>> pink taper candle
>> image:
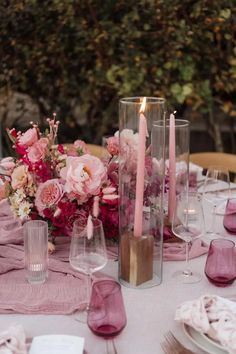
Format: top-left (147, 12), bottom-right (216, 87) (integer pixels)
top-left (134, 98), bottom-right (148, 237)
top-left (168, 113), bottom-right (176, 222)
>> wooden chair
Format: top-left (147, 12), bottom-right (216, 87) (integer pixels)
top-left (190, 152), bottom-right (236, 175)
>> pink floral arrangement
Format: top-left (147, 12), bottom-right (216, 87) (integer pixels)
top-left (0, 115), bottom-right (119, 239)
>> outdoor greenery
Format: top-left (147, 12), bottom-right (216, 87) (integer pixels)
top-left (0, 0), bottom-right (236, 150)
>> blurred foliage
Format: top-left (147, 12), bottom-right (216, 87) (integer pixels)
top-left (0, 0), bottom-right (236, 145)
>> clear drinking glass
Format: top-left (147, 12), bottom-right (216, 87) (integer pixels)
top-left (203, 166), bottom-right (230, 237)
top-left (205, 239), bottom-right (236, 287)
top-left (172, 192), bottom-right (204, 283)
top-left (69, 217), bottom-right (107, 322)
top-left (24, 220), bottom-right (48, 284)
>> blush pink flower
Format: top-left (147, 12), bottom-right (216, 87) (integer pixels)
top-left (18, 128), bottom-right (38, 147)
top-left (35, 179), bottom-right (64, 216)
top-left (119, 129), bottom-right (139, 173)
top-left (11, 165), bottom-right (32, 190)
top-left (28, 138), bottom-right (49, 163)
top-left (60, 154), bottom-right (107, 202)
top-left (106, 136), bottom-right (119, 155)
top-left (0, 157), bottom-right (15, 175)
top-left (73, 140), bottom-right (90, 154)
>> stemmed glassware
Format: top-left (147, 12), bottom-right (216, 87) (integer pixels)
top-left (69, 217), bottom-right (108, 322)
top-left (203, 165), bottom-right (230, 237)
top-left (172, 192), bottom-right (205, 283)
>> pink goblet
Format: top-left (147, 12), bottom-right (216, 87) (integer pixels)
top-left (87, 279), bottom-right (127, 338)
top-left (223, 198), bottom-right (236, 234)
top-left (205, 239), bottom-right (236, 287)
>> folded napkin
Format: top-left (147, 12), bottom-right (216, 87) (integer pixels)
top-left (163, 239), bottom-right (208, 261)
top-left (0, 200), bottom-right (23, 245)
top-left (0, 324), bottom-right (26, 354)
top-left (175, 294), bottom-right (236, 354)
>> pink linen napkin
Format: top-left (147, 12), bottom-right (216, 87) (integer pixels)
top-left (0, 324), bottom-right (26, 354)
top-left (0, 200), bottom-right (23, 245)
top-left (175, 295), bottom-right (236, 354)
top-left (163, 239), bottom-right (208, 261)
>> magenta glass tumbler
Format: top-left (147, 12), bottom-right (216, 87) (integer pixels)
top-left (87, 280), bottom-right (127, 338)
top-left (205, 239), bottom-right (236, 287)
top-left (223, 198), bottom-right (236, 234)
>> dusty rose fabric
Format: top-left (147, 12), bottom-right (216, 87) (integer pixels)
top-left (163, 239), bottom-right (209, 261)
top-left (0, 200), bottom-right (23, 245)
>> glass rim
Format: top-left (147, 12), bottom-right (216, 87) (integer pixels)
top-left (23, 220), bottom-right (48, 229)
top-left (119, 97), bottom-right (166, 105)
top-left (210, 238), bottom-right (235, 248)
top-left (153, 119), bottom-right (189, 128)
top-left (92, 279), bottom-right (121, 294)
top-left (73, 217), bottom-right (102, 231)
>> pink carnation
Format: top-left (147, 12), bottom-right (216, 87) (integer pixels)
top-left (106, 136), bottom-right (119, 155)
top-left (28, 137), bottom-right (49, 163)
top-left (60, 154), bottom-right (107, 202)
top-left (18, 128), bottom-right (38, 147)
top-left (0, 157), bottom-right (15, 175)
top-left (35, 179), bottom-right (64, 216)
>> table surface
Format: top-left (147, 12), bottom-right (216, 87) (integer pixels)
top-left (1, 198), bottom-right (236, 354)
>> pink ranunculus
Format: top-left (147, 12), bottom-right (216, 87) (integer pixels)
top-left (73, 140), bottom-right (90, 154)
top-left (11, 165), bottom-right (32, 190)
top-left (106, 136), bottom-right (119, 155)
top-left (18, 128), bottom-right (38, 147)
top-left (35, 179), bottom-right (64, 216)
top-left (28, 137), bottom-right (49, 163)
top-left (60, 154), bottom-right (107, 202)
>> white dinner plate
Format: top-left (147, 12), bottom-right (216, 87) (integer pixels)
top-left (183, 323), bottom-right (228, 354)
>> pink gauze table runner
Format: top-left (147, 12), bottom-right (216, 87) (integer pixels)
top-left (0, 198), bottom-right (208, 314)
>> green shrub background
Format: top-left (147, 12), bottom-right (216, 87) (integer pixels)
top-left (1, 0), bottom-right (235, 147)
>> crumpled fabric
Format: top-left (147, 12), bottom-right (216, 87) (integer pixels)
top-left (175, 295), bottom-right (236, 354)
top-left (0, 325), bottom-right (26, 354)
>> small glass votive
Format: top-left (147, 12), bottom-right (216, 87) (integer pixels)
top-left (87, 280), bottom-right (127, 338)
top-left (24, 220), bottom-right (48, 284)
top-left (205, 239), bottom-right (236, 287)
top-left (223, 198), bottom-right (236, 234)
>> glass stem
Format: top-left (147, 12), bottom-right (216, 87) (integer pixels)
top-left (211, 204), bottom-right (216, 234)
top-left (86, 273), bottom-right (92, 311)
top-left (183, 242), bottom-right (192, 277)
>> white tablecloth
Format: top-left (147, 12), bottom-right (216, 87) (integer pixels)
top-left (1, 199), bottom-right (236, 354)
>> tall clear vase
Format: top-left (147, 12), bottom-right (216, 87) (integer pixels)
top-left (118, 97), bottom-right (166, 288)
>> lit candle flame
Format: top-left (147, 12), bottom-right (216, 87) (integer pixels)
top-left (139, 97), bottom-right (146, 113)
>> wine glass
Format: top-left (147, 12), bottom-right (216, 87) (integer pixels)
top-left (203, 165), bottom-right (230, 238)
top-left (87, 279), bottom-right (127, 352)
top-left (69, 217), bottom-right (108, 322)
top-left (172, 192), bottom-right (205, 283)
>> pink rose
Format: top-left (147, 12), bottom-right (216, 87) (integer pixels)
top-left (0, 157), bottom-right (15, 175)
top-left (11, 165), bottom-right (32, 190)
top-left (73, 140), bottom-right (90, 154)
top-left (35, 179), bottom-right (64, 216)
top-left (28, 138), bottom-right (49, 163)
top-left (18, 128), bottom-right (38, 147)
top-left (106, 136), bottom-right (119, 155)
top-left (60, 154), bottom-right (107, 202)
